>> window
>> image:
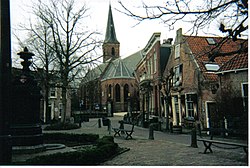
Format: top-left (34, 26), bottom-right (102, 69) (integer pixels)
top-left (124, 84), bottom-right (129, 102)
top-left (147, 60), bottom-right (151, 78)
top-left (175, 44), bottom-right (180, 59)
top-left (242, 83), bottom-right (248, 113)
top-left (174, 96), bottom-right (180, 125)
top-left (111, 47), bottom-right (115, 56)
top-left (173, 64), bottom-right (183, 87)
top-left (186, 94), bottom-right (197, 117)
top-left (50, 88), bottom-right (56, 98)
top-left (59, 103), bottom-right (63, 119)
top-left (151, 57), bottom-right (154, 74)
top-left (205, 63), bottom-right (220, 71)
top-left (115, 84), bottom-right (120, 102)
top-left (108, 85), bottom-right (112, 98)
top-left (153, 51), bottom-right (157, 73)
top-left (206, 38), bottom-right (216, 45)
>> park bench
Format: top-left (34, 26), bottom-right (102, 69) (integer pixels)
top-left (197, 138), bottom-right (248, 154)
top-left (113, 123), bottom-right (135, 140)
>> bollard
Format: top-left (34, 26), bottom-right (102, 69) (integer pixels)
top-left (107, 119), bottom-right (111, 135)
top-left (98, 118), bottom-right (101, 128)
top-left (149, 124), bottom-right (154, 140)
top-left (191, 127), bottom-right (198, 148)
top-left (170, 122), bottom-right (173, 133)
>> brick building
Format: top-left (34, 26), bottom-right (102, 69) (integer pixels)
top-left (216, 52), bottom-right (248, 133)
top-left (80, 4), bottom-right (141, 114)
top-left (135, 32), bottom-right (172, 127)
top-left (163, 28), bottom-right (247, 129)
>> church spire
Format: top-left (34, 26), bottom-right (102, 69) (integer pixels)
top-left (102, 4), bottom-right (120, 63)
top-left (104, 4), bottom-right (119, 43)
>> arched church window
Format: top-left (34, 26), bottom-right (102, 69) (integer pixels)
top-left (111, 47), bottom-right (115, 56)
top-left (115, 84), bottom-right (120, 102)
top-left (124, 84), bottom-right (129, 102)
top-left (108, 85), bottom-right (112, 98)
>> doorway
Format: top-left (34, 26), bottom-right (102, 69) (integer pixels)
top-left (206, 102), bottom-right (217, 128)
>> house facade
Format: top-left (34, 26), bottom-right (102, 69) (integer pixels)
top-left (216, 53), bottom-right (248, 133)
top-left (163, 28), bottom-right (247, 129)
top-left (135, 33), bottom-right (172, 126)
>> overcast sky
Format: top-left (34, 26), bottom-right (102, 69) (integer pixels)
top-left (10, 0), bottom-right (226, 59)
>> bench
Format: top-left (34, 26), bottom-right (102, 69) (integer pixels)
top-left (113, 123), bottom-right (135, 140)
top-left (197, 138), bottom-right (248, 154)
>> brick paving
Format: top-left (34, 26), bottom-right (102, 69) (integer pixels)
top-left (13, 113), bottom-right (248, 166)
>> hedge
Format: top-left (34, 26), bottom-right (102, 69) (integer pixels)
top-left (43, 133), bottom-right (99, 146)
top-left (24, 136), bottom-right (120, 165)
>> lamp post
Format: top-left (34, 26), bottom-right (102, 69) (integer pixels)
top-left (0, 0), bottom-right (12, 164)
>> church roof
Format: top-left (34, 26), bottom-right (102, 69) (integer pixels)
top-left (101, 58), bottom-right (133, 81)
top-left (104, 5), bottom-right (119, 44)
top-left (82, 50), bottom-right (143, 83)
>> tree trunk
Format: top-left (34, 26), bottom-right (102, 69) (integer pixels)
top-left (61, 86), bottom-right (67, 123)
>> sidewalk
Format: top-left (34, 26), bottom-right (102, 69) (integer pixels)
top-left (13, 113), bottom-right (248, 166)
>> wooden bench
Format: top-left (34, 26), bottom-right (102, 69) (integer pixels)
top-left (197, 138), bottom-right (248, 154)
top-left (113, 123), bottom-right (135, 140)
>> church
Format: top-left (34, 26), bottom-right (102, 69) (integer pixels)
top-left (80, 4), bottom-right (142, 114)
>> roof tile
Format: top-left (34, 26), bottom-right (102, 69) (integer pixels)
top-left (184, 36), bottom-right (247, 81)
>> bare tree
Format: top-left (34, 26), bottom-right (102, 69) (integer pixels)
top-left (14, 17), bottom-right (57, 123)
top-left (118, 0), bottom-right (248, 57)
top-left (18, 0), bottom-right (102, 123)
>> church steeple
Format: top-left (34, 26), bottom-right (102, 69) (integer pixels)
top-left (104, 4), bottom-right (119, 43)
top-left (103, 4), bottom-right (120, 63)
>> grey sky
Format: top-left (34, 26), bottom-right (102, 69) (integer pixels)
top-left (10, 0), bottom-right (231, 59)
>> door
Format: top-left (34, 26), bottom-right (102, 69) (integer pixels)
top-left (206, 102), bottom-right (217, 128)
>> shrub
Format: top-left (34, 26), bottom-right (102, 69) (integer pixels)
top-left (43, 133), bottom-right (99, 146)
top-left (25, 136), bottom-right (120, 165)
top-left (44, 122), bottom-right (80, 130)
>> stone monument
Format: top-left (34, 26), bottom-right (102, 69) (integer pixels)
top-left (10, 47), bottom-right (44, 152)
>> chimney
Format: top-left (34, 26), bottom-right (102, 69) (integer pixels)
top-left (162, 38), bottom-right (173, 47)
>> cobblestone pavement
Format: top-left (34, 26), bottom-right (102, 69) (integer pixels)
top-left (14, 113), bottom-right (248, 166)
